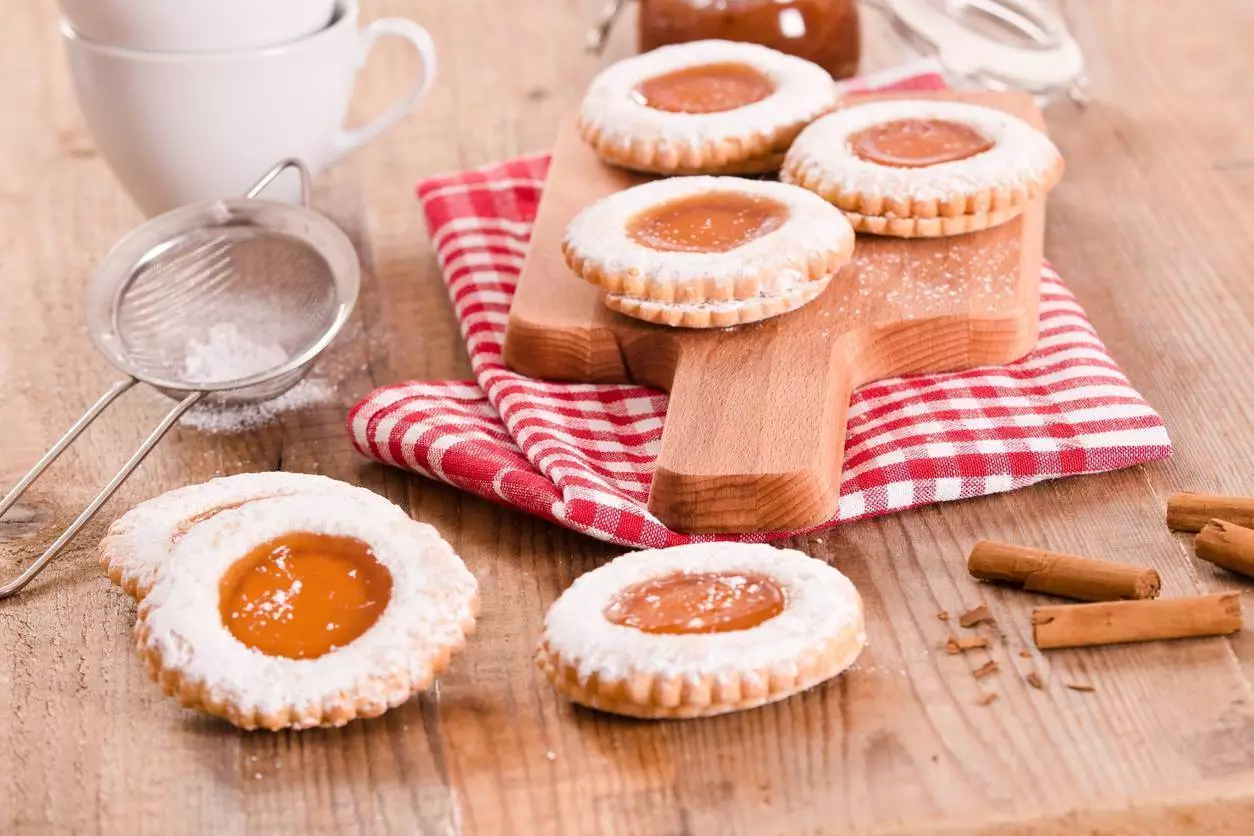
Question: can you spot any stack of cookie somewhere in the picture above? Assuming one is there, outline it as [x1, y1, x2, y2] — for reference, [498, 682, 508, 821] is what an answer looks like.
[782, 99, 1064, 238]
[567, 39, 1064, 329]
[101, 472, 479, 731]
[562, 175, 855, 328]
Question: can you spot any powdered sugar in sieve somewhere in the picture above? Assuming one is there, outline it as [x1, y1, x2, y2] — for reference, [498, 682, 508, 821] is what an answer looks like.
[176, 324, 336, 433]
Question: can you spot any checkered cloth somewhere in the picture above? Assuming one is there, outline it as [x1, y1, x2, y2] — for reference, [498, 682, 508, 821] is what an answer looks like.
[348, 62, 1171, 548]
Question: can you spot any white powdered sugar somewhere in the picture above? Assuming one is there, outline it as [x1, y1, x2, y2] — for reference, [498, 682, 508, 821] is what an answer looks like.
[179, 379, 335, 433]
[564, 176, 854, 294]
[100, 472, 412, 598]
[580, 40, 839, 151]
[541, 542, 865, 684]
[136, 493, 478, 723]
[182, 323, 288, 385]
[784, 99, 1063, 203]
[176, 322, 335, 433]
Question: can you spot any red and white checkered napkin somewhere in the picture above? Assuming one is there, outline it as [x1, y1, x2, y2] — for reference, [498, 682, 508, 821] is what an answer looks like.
[348, 62, 1171, 548]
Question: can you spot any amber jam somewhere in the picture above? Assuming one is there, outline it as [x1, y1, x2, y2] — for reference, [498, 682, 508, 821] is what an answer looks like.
[218, 533, 393, 660]
[849, 119, 995, 168]
[639, 0, 861, 80]
[632, 62, 775, 114]
[603, 571, 786, 634]
[627, 191, 789, 253]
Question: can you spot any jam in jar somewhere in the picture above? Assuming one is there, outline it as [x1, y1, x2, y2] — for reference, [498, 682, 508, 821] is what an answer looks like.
[637, 0, 861, 79]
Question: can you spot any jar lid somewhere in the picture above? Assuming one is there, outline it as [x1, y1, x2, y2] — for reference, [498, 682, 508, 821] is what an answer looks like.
[879, 0, 1088, 105]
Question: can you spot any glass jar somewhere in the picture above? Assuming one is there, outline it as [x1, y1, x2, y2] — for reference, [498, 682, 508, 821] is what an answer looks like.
[641, 0, 860, 79]
[589, 0, 861, 80]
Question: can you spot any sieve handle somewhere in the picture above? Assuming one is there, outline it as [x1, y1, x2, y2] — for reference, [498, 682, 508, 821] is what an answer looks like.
[0, 386, 204, 600]
[246, 159, 313, 207]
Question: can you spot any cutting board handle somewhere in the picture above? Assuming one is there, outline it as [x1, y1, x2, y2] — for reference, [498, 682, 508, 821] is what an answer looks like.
[646, 333, 854, 534]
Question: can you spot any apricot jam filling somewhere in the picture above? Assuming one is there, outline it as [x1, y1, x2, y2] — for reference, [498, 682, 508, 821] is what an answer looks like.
[219, 532, 392, 660]
[627, 191, 789, 253]
[603, 571, 785, 634]
[632, 62, 775, 114]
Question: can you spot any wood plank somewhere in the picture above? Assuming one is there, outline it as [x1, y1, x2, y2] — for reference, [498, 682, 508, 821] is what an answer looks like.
[4, 0, 1254, 833]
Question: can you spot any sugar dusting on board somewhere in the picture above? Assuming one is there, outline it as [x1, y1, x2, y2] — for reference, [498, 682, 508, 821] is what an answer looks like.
[178, 323, 334, 433]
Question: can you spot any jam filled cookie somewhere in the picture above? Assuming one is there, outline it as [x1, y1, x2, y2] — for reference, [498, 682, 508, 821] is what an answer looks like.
[563, 176, 855, 328]
[135, 493, 478, 730]
[602, 279, 831, 329]
[579, 40, 838, 175]
[100, 472, 409, 599]
[536, 543, 865, 718]
[782, 99, 1064, 237]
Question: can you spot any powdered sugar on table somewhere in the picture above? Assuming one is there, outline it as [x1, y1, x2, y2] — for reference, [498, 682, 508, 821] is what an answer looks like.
[177, 323, 334, 433]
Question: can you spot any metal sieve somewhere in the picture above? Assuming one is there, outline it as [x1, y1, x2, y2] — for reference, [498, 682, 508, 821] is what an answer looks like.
[0, 160, 359, 599]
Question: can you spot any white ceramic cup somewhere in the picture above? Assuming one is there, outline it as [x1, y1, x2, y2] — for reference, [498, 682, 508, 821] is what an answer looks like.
[59, 0, 338, 52]
[63, 1, 436, 215]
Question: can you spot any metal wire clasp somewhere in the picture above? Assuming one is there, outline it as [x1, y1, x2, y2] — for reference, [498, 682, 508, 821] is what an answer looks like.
[246, 158, 314, 207]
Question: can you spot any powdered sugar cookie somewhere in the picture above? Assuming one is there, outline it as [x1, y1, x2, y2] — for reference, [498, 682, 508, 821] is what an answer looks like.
[580, 40, 838, 175]
[536, 543, 865, 718]
[782, 99, 1064, 237]
[135, 493, 478, 731]
[603, 276, 831, 329]
[100, 472, 408, 599]
[563, 176, 854, 328]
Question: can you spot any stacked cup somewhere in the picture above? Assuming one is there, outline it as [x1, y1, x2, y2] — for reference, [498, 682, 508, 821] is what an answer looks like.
[60, 0, 437, 216]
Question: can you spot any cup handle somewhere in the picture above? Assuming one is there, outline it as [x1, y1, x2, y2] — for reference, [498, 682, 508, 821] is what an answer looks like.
[332, 18, 437, 160]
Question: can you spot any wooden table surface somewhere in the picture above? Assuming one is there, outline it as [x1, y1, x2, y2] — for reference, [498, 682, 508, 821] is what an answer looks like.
[5, 1, 1254, 833]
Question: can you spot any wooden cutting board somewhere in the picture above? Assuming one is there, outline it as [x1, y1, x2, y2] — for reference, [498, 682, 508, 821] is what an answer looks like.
[503, 91, 1045, 534]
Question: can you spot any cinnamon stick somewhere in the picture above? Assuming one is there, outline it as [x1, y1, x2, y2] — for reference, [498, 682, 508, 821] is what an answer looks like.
[1032, 593, 1242, 650]
[1167, 492, 1254, 532]
[968, 540, 1160, 601]
[1195, 519, 1254, 578]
